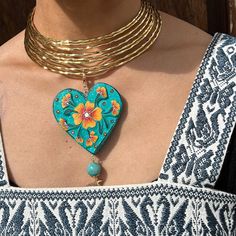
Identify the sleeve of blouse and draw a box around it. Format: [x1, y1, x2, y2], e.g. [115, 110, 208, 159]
[215, 125, 236, 194]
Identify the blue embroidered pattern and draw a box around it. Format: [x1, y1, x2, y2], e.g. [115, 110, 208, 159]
[159, 32, 236, 188]
[0, 32, 235, 235]
[0, 182, 234, 235]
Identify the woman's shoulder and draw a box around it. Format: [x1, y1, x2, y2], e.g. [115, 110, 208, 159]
[0, 30, 36, 119]
[0, 30, 28, 67]
[132, 10, 214, 85]
[158, 10, 213, 49]
[0, 30, 33, 86]
[0, 30, 41, 91]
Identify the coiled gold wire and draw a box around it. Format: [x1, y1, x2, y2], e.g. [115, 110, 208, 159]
[24, 0, 162, 79]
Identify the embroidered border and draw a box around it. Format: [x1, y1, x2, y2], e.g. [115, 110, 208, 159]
[0, 33, 235, 190]
[159, 32, 236, 188]
[0, 182, 234, 235]
[0, 181, 235, 202]
[0, 127, 9, 187]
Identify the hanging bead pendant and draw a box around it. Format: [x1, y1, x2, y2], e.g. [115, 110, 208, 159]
[87, 162, 102, 177]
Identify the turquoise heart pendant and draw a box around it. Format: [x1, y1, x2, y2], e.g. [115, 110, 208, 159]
[53, 83, 123, 154]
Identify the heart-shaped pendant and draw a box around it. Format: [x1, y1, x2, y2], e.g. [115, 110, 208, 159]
[53, 82, 122, 154]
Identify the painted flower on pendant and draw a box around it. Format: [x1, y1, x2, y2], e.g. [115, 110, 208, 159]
[96, 87, 107, 98]
[86, 131, 98, 147]
[61, 93, 71, 108]
[111, 100, 120, 116]
[59, 118, 69, 131]
[75, 137, 84, 144]
[72, 101, 102, 129]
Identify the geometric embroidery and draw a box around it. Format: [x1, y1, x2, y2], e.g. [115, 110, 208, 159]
[0, 182, 234, 235]
[159, 33, 236, 188]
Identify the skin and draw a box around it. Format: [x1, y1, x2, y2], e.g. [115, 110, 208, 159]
[0, 0, 212, 188]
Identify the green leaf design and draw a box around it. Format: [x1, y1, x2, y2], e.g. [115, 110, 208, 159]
[64, 109, 75, 116]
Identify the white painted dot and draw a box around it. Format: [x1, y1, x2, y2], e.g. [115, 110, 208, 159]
[84, 112, 90, 118]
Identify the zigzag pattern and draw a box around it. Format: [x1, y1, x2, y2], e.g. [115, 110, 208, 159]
[0, 182, 235, 203]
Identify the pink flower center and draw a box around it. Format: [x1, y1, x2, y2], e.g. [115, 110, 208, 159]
[82, 107, 92, 120]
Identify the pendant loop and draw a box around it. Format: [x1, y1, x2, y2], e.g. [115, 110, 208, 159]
[82, 73, 89, 97]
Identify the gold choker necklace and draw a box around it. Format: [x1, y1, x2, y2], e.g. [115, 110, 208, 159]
[25, 0, 162, 80]
[24, 0, 162, 186]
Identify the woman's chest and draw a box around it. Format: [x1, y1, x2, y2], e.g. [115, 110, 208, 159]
[0, 67, 197, 188]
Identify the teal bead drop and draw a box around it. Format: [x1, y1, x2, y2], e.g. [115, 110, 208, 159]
[87, 162, 102, 177]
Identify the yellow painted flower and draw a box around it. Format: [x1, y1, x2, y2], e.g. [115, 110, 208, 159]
[96, 87, 107, 98]
[59, 118, 69, 131]
[86, 131, 98, 147]
[61, 93, 71, 108]
[72, 101, 102, 129]
[111, 100, 120, 116]
[75, 137, 84, 143]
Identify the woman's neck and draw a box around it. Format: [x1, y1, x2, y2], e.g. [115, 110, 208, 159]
[34, 0, 141, 39]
